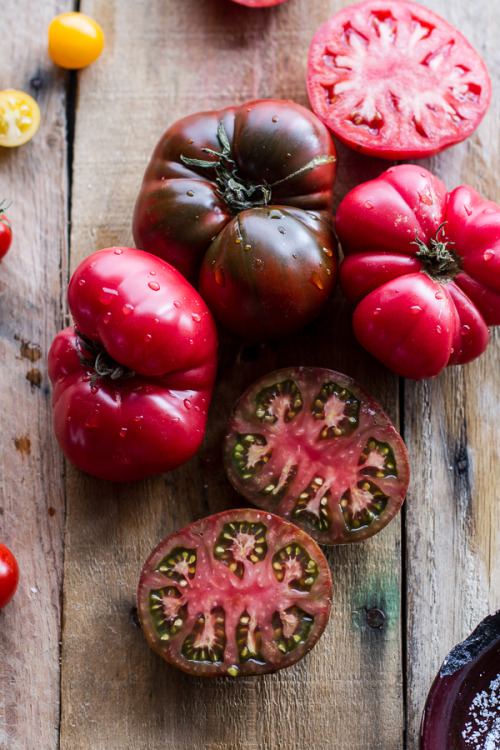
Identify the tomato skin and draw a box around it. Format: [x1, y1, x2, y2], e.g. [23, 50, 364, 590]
[48, 247, 218, 482]
[137, 508, 332, 677]
[230, 0, 288, 5]
[307, 0, 491, 159]
[337, 165, 500, 379]
[0, 543, 19, 610]
[0, 202, 12, 259]
[133, 99, 337, 339]
[48, 13, 104, 69]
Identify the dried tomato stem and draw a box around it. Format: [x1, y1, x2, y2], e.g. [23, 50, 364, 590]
[74, 327, 135, 386]
[181, 122, 334, 214]
[412, 222, 462, 282]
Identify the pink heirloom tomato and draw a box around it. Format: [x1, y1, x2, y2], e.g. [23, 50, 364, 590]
[336, 165, 500, 380]
[48, 247, 218, 482]
[133, 99, 338, 340]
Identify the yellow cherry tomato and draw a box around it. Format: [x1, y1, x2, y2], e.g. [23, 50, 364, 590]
[0, 90, 41, 148]
[48, 12, 104, 70]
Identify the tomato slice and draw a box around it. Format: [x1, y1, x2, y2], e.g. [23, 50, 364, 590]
[306, 0, 491, 159]
[137, 508, 332, 676]
[420, 610, 500, 749]
[0, 90, 41, 148]
[224, 367, 409, 545]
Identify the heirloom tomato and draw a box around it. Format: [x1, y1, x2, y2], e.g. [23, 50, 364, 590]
[48, 12, 104, 69]
[133, 99, 338, 340]
[420, 610, 500, 750]
[230, 0, 288, 6]
[337, 165, 500, 379]
[48, 247, 218, 482]
[307, 0, 491, 159]
[0, 201, 12, 259]
[137, 508, 332, 676]
[224, 367, 409, 545]
[0, 543, 19, 610]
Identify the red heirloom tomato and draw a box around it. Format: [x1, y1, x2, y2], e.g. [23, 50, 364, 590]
[133, 99, 338, 340]
[0, 543, 19, 609]
[137, 508, 332, 676]
[306, 0, 491, 159]
[223, 367, 409, 545]
[0, 201, 12, 259]
[420, 610, 500, 750]
[48, 247, 218, 482]
[336, 164, 500, 379]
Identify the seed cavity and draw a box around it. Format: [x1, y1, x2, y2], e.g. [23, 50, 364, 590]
[254, 378, 303, 425]
[340, 481, 389, 531]
[231, 433, 272, 480]
[181, 607, 226, 664]
[236, 609, 266, 665]
[273, 605, 315, 653]
[312, 381, 360, 439]
[214, 521, 268, 579]
[272, 542, 319, 591]
[359, 438, 398, 479]
[155, 546, 197, 585]
[148, 586, 188, 641]
[292, 476, 332, 533]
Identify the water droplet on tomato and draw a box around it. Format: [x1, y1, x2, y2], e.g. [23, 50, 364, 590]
[90, 385, 99, 394]
[460, 324, 471, 336]
[373, 308, 382, 316]
[235, 237, 242, 244]
[144, 334, 152, 343]
[57, 374, 66, 383]
[119, 427, 128, 438]
[464, 204, 472, 216]
[255, 259, 263, 269]
[114, 248, 123, 255]
[148, 281, 160, 291]
[410, 305, 422, 315]
[85, 411, 101, 428]
[364, 200, 374, 209]
[154, 317, 160, 324]
[269, 210, 283, 220]
[215, 267, 225, 286]
[436, 325, 443, 334]
[172, 417, 180, 423]
[192, 313, 201, 322]
[483, 249, 495, 262]
[186, 190, 195, 197]
[103, 311, 112, 325]
[99, 287, 119, 305]
[278, 227, 285, 234]
[244, 244, 252, 251]
[310, 272, 324, 290]
[272, 116, 278, 123]
[322, 246, 333, 257]
[133, 415, 144, 422]
[122, 303, 134, 316]
[184, 399, 192, 410]
[173, 300, 181, 308]
[79, 278, 86, 287]
[150, 270, 157, 276]
[435, 292, 443, 300]
[285, 153, 292, 159]
[188, 139, 194, 144]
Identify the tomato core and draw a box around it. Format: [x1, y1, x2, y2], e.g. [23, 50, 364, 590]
[412, 224, 462, 283]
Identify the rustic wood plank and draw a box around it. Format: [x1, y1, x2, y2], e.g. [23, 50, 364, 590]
[60, 1, 403, 748]
[405, 1, 500, 747]
[0, 2, 71, 748]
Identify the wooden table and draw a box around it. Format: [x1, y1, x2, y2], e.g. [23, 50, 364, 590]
[2, 1, 499, 748]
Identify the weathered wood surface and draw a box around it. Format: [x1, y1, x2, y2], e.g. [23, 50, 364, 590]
[1, 1, 499, 749]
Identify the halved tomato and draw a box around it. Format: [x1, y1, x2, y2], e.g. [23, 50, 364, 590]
[137, 508, 332, 676]
[224, 367, 409, 545]
[306, 0, 491, 159]
[0, 90, 41, 148]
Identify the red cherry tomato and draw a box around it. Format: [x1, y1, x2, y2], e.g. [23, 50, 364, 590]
[48, 247, 218, 482]
[0, 201, 12, 259]
[224, 367, 409, 545]
[137, 508, 332, 676]
[0, 543, 19, 609]
[307, 0, 491, 159]
[336, 165, 500, 379]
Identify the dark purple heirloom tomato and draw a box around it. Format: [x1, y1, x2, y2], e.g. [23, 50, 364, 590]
[420, 610, 500, 749]
[133, 99, 338, 340]
[223, 367, 409, 545]
[137, 508, 332, 677]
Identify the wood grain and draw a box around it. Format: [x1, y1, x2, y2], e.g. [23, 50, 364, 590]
[2, 0, 499, 749]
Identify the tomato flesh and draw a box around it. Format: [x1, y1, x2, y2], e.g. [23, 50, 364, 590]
[224, 367, 409, 545]
[306, 0, 491, 158]
[0, 543, 19, 609]
[0, 90, 40, 148]
[137, 508, 332, 676]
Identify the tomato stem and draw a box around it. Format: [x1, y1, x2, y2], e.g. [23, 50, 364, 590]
[74, 327, 135, 386]
[181, 123, 335, 214]
[412, 222, 462, 281]
[0, 199, 12, 225]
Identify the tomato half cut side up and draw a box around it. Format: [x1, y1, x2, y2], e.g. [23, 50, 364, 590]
[306, 0, 491, 159]
[224, 367, 409, 545]
[137, 508, 332, 677]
